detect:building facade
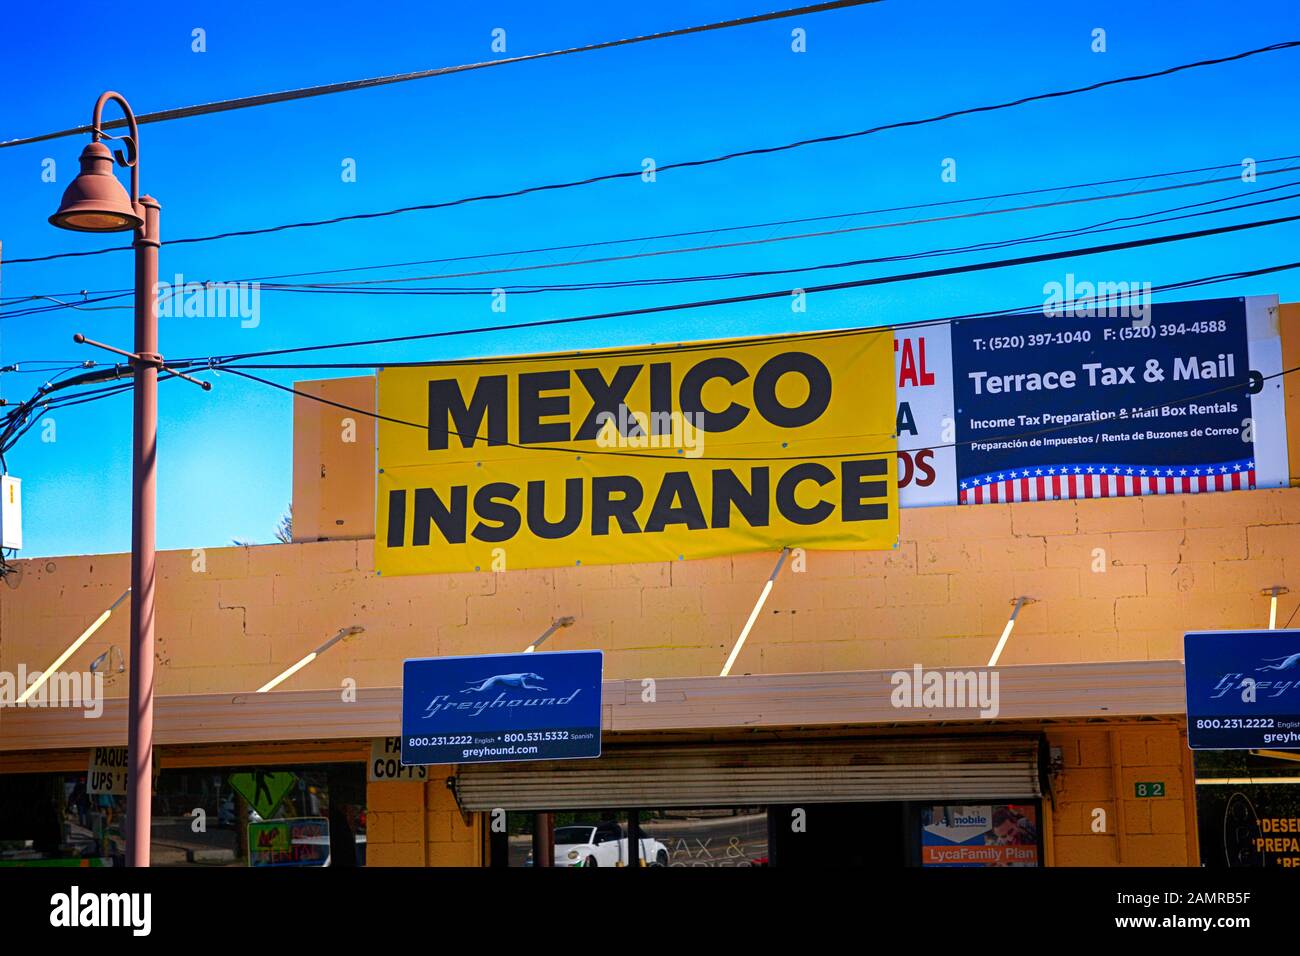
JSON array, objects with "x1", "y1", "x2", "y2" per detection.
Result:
[{"x1": 1, "y1": 303, "x2": 1298, "y2": 867}]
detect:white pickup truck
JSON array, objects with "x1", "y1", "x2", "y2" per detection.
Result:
[{"x1": 552, "y1": 822, "x2": 668, "y2": 867}]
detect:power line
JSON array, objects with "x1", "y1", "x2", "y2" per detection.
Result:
[
  {"x1": 10, "y1": 161, "x2": 1297, "y2": 315},
  {"x1": 216, "y1": 360, "x2": 1300, "y2": 463},
  {"x1": 165, "y1": 265, "x2": 1300, "y2": 377},
  {"x1": 6, "y1": 237, "x2": 1295, "y2": 403},
  {"x1": 1, "y1": 246, "x2": 134, "y2": 267},
  {"x1": 4, "y1": 294, "x2": 132, "y2": 312},
  {"x1": 1, "y1": 291, "x2": 135, "y2": 320},
  {"x1": 213, "y1": 261, "x2": 1300, "y2": 370},
  {"x1": 5, "y1": 261, "x2": 1295, "y2": 460},
  {"x1": 7, "y1": 40, "x2": 1298, "y2": 267},
  {"x1": 245, "y1": 167, "x2": 1300, "y2": 290},
  {"x1": 185, "y1": 211, "x2": 1300, "y2": 366},
  {"x1": 234, "y1": 154, "x2": 1300, "y2": 284},
  {"x1": 7, "y1": 214, "x2": 1295, "y2": 400},
  {"x1": 0, "y1": 0, "x2": 882, "y2": 150},
  {"x1": 14, "y1": 258, "x2": 1291, "y2": 408},
  {"x1": 9, "y1": 350, "x2": 1292, "y2": 467},
  {"x1": 0, "y1": 359, "x2": 91, "y2": 368},
  {"x1": 236, "y1": 181, "x2": 1300, "y2": 295},
  {"x1": 0, "y1": 371, "x2": 197, "y2": 461},
  {"x1": 181, "y1": 261, "x2": 1300, "y2": 372}
]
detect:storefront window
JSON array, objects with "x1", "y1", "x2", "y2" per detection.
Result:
[
  {"x1": 1194, "y1": 750, "x2": 1300, "y2": 868},
  {"x1": 502, "y1": 809, "x2": 769, "y2": 867},
  {"x1": 0, "y1": 774, "x2": 122, "y2": 867},
  {"x1": 501, "y1": 802, "x2": 1048, "y2": 867},
  {"x1": 0, "y1": 762, "x2": 366, "y2": 867},
  {"x1": 642, "y1": 809, "x2": 769, "y2": 867}
]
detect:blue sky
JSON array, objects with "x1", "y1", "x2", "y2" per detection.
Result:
[{"x1": 1, "y1": 0, "x2": 1297, "y2": 556}]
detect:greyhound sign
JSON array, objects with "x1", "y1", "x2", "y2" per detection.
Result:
[
  {"x1": 1184, "y1": 630, "x2": 1300, "y2": 750},
  {"x1": 401, "y1": 650, "x2": 603, "y2": 765}
]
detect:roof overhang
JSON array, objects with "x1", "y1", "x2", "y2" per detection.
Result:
[{"x1": 0, "y1": 659, "x2": 1186, "y2": 753}]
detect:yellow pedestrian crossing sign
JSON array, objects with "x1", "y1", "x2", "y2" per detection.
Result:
[{"x1": 228, "y1": 771, "x2": 297, "y2": 819}]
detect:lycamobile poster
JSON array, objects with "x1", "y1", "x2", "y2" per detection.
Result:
[{"x1": 921, "y1": 805, "x2": 1040, "y2": 867}]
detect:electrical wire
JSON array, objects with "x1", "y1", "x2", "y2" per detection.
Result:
[
  {"x1": 6, "y1": 40, "x2": 1297, "y2": 267},
  {"x1": 0, "y1": 373, "x2": 188, "y2": 456},
  {"x1": 236, "y1": 181, "x2": 1300, "y2": 295},
  {"x1": 216, "y1": 360, "x2": 1300, "y2": 463},
  {"x1": 3, "y1": 224, "x2": 1294, "y2": 429},
  {"x1": 17, "y1": 176, "x2": 1278, "y2": 313},
  {"x1": 183, "y1": 211, "x2": 1300, "y2": 366},
  {"x1": 9, "y1": 180, "x2": 1297, "y2": 326},
  {"x1": 3, "y1": 262, "x2": 1295, "y2": 463},
  {"x1": 189, "y1": 260, "x2": 1300, "y2": 371},
  {"x1": 224, "y1": 154, "x2": 1300, "y2": 284},
  {"x1": 23, "y1": 294, "x2": 1254, "y2": 464},
  {"x1": 5, "y1": 216, "x2": 1296, "y2": 413},
  {"x1": 12, "y1": 158, "x2": 1299, "y2": 315},
  {"x1": 9, "y1": 261, "x2": 1286, "y2": 391},
  {"x1": 0, "y1": 1, "x2": 882, "y2": 150},
  {"x1": 0, "y1": 360, "x2": 93, "y2": 374},
  {"x1": 238, "y1": 168, "x2": 1300, "y2": 290},
  {"x1": 1, "y1": 291, "x2": 137, "y2": 320},
  {"x1": 13, "y1": 295, "x2": 131, "y2": 313}
]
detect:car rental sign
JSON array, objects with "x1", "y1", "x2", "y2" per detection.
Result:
[
  {"x1": 377, "y1": 330, "x2": 898, "y2": 574},
  {"x1": 402, "y1": 650, "x2": 603, "y2": 765}
]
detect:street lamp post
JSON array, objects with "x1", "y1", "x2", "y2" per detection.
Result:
[{"x1": 50, "y1": 91, "x2": 160, "y2": 867}]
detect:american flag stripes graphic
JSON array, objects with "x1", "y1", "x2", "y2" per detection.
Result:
[{"x1": 958, "y1": 458, "x2": 1257, "y2": 504}]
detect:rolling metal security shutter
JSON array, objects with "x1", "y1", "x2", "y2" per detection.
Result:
[{"x1": 453, "y1": 736, "x2": 1046, "y2": 811}]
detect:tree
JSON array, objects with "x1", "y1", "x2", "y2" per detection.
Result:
[
  {"x1": 231, "y1": 505, "x2": 292, "y2": 547},
  {"x1": 274, "y1": 505, "x2": 293, "y2": 544}
]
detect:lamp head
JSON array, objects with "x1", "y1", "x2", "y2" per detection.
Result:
[{"x1": 49, "y1": 142, "x2": 141, "y2": 233}]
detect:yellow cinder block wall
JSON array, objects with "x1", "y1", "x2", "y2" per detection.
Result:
[
  {"x1": 3, "y1": 309, "x2": 1298, "y2": 867},
  {"x1": 1047, "y1": 723, "x2": 1195, "y2": 867},
  {"x1": 292, "y1": 375, "x2": 376, "y2": 542},
  {"x1": 365, "y1": 772, "x2": 481, "y2": 867},
  {"x1": 3, "y1": 489, "x2": 1298, "y2": 693}
]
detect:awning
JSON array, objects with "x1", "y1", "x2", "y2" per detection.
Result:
[
  {"x1": 0, "y1": 660, "x2": 1184, "y2": 753},
  {"x1": 452, "y1": 735, "x2": 1048, "y2": 811}
]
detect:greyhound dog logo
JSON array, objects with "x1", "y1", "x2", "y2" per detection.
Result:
[
  {"x1": 1256, "y1": 652, "x2": 1300, "y2": 672},
  {"x1": 421, "y1": 667, "x2": 583, "y2": 720},
  {"x1": 461, "y1": 672, "x2": 548, "y2": 693}
]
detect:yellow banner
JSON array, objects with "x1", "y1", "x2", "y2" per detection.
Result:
[{"x1": 377, "y1": 329, "x2": 898, "y2": 574}]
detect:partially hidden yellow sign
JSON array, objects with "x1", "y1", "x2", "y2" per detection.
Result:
[{"x1": 377, "y1": 329, "x2": 898, "y2": 575}]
